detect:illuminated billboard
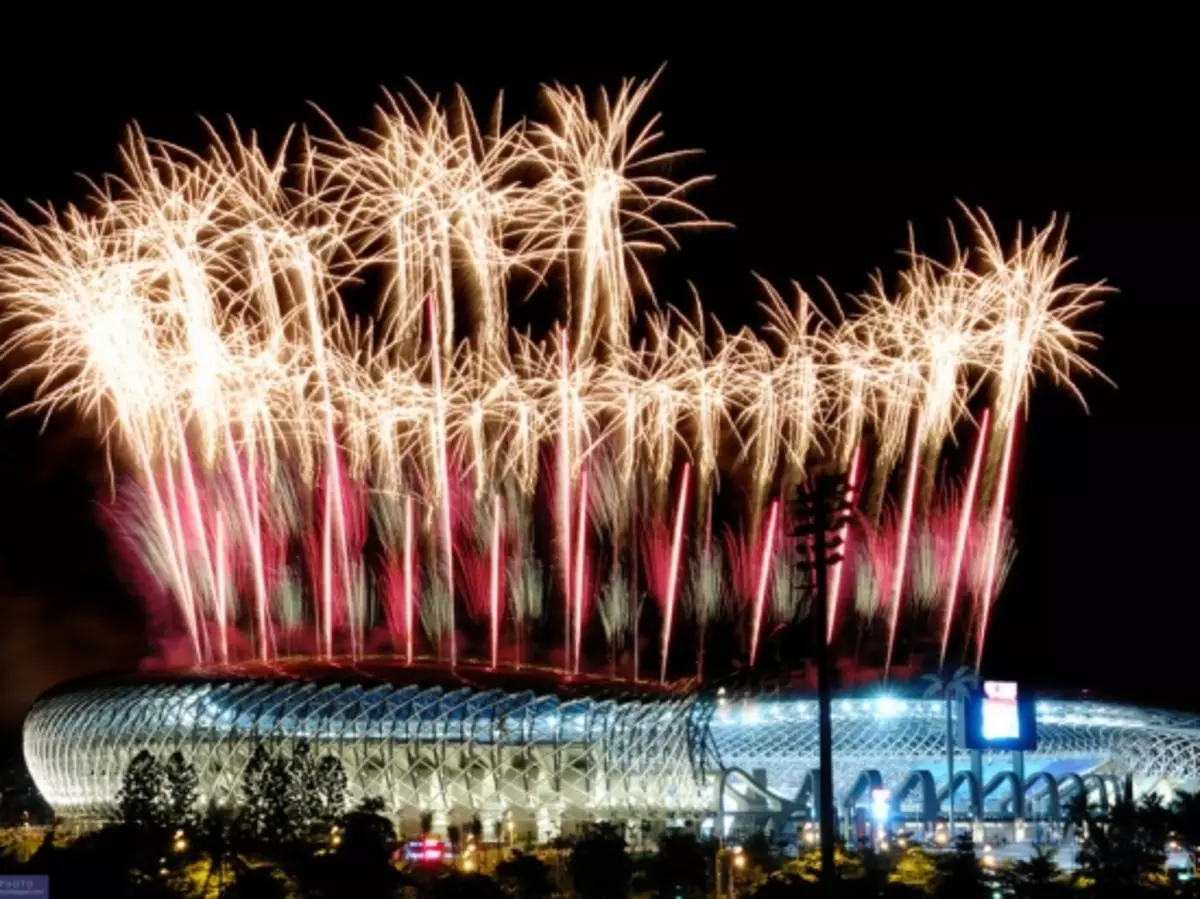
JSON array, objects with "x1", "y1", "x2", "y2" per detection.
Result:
[{"x1": 963, "y1": 681, "x2": 1037, "y2": 751}]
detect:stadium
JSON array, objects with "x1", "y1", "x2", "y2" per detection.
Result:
[{"x1": 21, "y1": 660, "x2": 1200, "y2": 844}]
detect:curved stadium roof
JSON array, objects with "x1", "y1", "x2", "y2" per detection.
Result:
[{"x1": 22, "y1": 662, "x2": 1200, "y2": 827}]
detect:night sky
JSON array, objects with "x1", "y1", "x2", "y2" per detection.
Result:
[{"x1": 0, "y1": 22, "x2": 1193, "y2": 735}]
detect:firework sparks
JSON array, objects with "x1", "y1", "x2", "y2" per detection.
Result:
[{"x1": 0, "y1": 79, "x2": 1106, "y2": 679}]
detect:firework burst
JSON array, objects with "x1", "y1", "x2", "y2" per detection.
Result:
[{"x1": 0, "y1": 77, "x2": 1105, "y2": 679}]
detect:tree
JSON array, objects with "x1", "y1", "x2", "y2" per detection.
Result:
[
  {"x1": 744, "y1": 871, "x2": 817, "y2": 899},
  {"x1": 496, "y1": 850, "x2": 554, "y2": 899},
  {"x1": 784, "y1": 846, "x2": 866, "y2": 883},
  {"x1": 30, "y1": 823, "x2": 169, "y2": 896},
  {"x1": 358, "y1": 796, "x2": 388, "y2": 815},
  {"x1": 921, "y1": 667, "x2": 979, "y2": 837},
  {"x1": 288, "y1": 740, "x2": 321, "y2": 829},
  {"x1": 431, "y1": 870, "x2": 507, "y2": 899},
  {"x1": 341, "y1": 796, "x2": 396, "y2": 865},
  {"x1": 1004, "y1": 846, "x2": 1071, "y2": 899},
  {"x1": 117, "y1": 749, "x2": 167, "y2": 832},
  {"x1": 933, "y1": 836, "x2": 989, "y2": 899},
  {"x1": 259, "y1": 755, "x2": 298, "y2": 844},
  {"x1": 197, "y1": 802, "x2": 237, "y2": 897},
  {"x1": 163, "y1": 750, "x2": 199, "y2": 830},
  {"x1": 0, "y1": 741, "x2": 51, "y2": 826},
  {"x1": 285, "y1": 796, "x2": 399, "y2": 899},
  {"x1": 239, "y1": 744, "x2": 272, "y2": 840},
  {"x1": 889, "y1": 847, "x2": 937, "y2": 892},
  {"x1": 314, "y1": 754, "x2": 348, "y2": 825},
  {"x1": 1076, "y1": 796, "x2": 1169, "y2": 896},
  {"x1": 647, "y1": 832, "x2": 713, "y2": 899},
  {"x1": 742, "y1": 831, "x2": 780, "y2": 874},
  {"x1": 219, "y1": 859, "x2": 291, "y2": 899},
  {"x1": 569, "y1": 822, "x2": 632, "y2": 899}
]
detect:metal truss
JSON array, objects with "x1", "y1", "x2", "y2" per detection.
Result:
[
  {"x1": 23, "y1": 679, "x2": 707, "y2": 823},
  {"x1": 25, "y1": 681, "x2": 1200, "y2": 826},
  {"x1": 705, "y1": 696, "x2": 1200, "y2": 812}
]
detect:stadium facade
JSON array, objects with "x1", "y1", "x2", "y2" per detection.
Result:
[{"x1": 22, "y1": 662, "x2": 1200, "y2": 841}]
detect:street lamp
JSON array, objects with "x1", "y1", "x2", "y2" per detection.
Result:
[{"x1": 793, "y1": 471, "x2": 854, "y2": 888}]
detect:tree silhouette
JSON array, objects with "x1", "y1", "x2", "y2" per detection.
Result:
[
  {"x1": 341, "y1": 796, "x2": 396, "y2": 865},
  {"x1": 163, "y1": 750, "x2": 199, "y2": 830},
  {"x1": 569, "y1": 822, "x2": 632, "y2": 899},
  {"x1": 741, "y1": 831, "x2": 780, "y2": 874},
  {"x1": 743, "y1": 870, "x2": 819, "y2": 899},
  {"x1": 889, "y1": 847, "x2": 938, "y2": 892},
  {"x1": 431, "y1": 870, "x2": 507, "y2": 899},
  {"x1": 0, "y1": 740, "x2": 52, "y2": 826},
  {"x1": 26, "y1": 825, "x2": 156, "y2": 896},
  {"x1": 1003, "y1": 846, "x2": 1071, "y2": 899},
  {"x1": 1170, "y1": 788, "x2": 1200, "y2": 870},
  {"x1": 197, "y1": 802, "x2": 237, "y2": 897},
  {"x1": 647, "y1": 831, "x2": 713, "y2": 899},
  {"x1": 260, "y1": 755, "x2": 298, "y2": 844},
  {"x1": 239, "y1": 744, "x2": 272, "y2": 840},
  {"x1": 314, "y1": 754, "x2": 348, "y2": 825},
  {"x1": 289, "y1": 740, "x2": 321, "y2": 829},
  {"x1": 1076, "y1": 796, "x2": 1169, "y2": 896},
  {"x1": 933, "y1": 836, "x2": 989, "y2": 899},
  {"x1": 219, "y1": 859, "x2": 291, "y2": 899},
  {"x1": 496, "y1": 850, "x2": 554, "y2": 899},
  {"x1": 117, "y1": 749, "x2": 167, "y2": 832}
]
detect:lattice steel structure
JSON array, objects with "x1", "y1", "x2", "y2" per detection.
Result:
[
  {"x1": 23, "y1": 666, "x2": 1200, "y2": 828},
  {"x1": 23, "y1": 663, "x2": 708, "y2": 829},
  {"x1": 706, "y1": 695, "x2": 1200, "y2": 821}
]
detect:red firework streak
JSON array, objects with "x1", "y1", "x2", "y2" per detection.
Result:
[
  {"x1": 558, "y1": 328, "x2": 573, "y2": 673},
  {"x1": 885, "y1": 409, "x2": 924, "y2": 680},
  {"x1": 976, "y1": 414, "x2": 1018, "y2": 673},
  {"x1": 659, "y1": 462, "x2": 691, "y2": 683},
  {"x1": 572, "y1": 469, "x2": 588, "y2": 674},
  {"x1": 748, "y1": 498, "x2": 780, "y2": 667},
  {"x1": 222, "y1": 428, "x2": 270, "y2": 660},
  {"x1": 940, "y1": 408, "x2": 990, "y2": 668},
  {"x1": 490, "y1": 493, "x2": 503, "y2": 671},
  {"x1": 825, "y1": 444, "x2": 862, "y2": 644},
  {"x1": 404, "y1": 495, "x2": 416, "y2": 664}
]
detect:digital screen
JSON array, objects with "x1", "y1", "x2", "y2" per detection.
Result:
[
  {"x1": 963, "y1": 680, "x2": 1037, "y2": 751},
  {"x1": 981, "y1": 681, "x2": 1020, "y2": 740}
]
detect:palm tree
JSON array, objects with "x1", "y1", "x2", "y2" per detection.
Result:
[
  {"x1": 1004, "y1": 846, "x2": 1071, "y2": 898},
  {"x1": 1075, "y1": 796, "x2": 1169, "y2": 896},
  {"x1": 1170, "y1": 789, "x2": 1200, "y2": 865},
  {"x1": 922, "y1": 666, "x2": 979, "y2": 836}
]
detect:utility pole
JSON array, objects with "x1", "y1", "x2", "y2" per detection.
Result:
[{"x1": 793, "y1": 471, "x2": 852, "y2": 888}]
